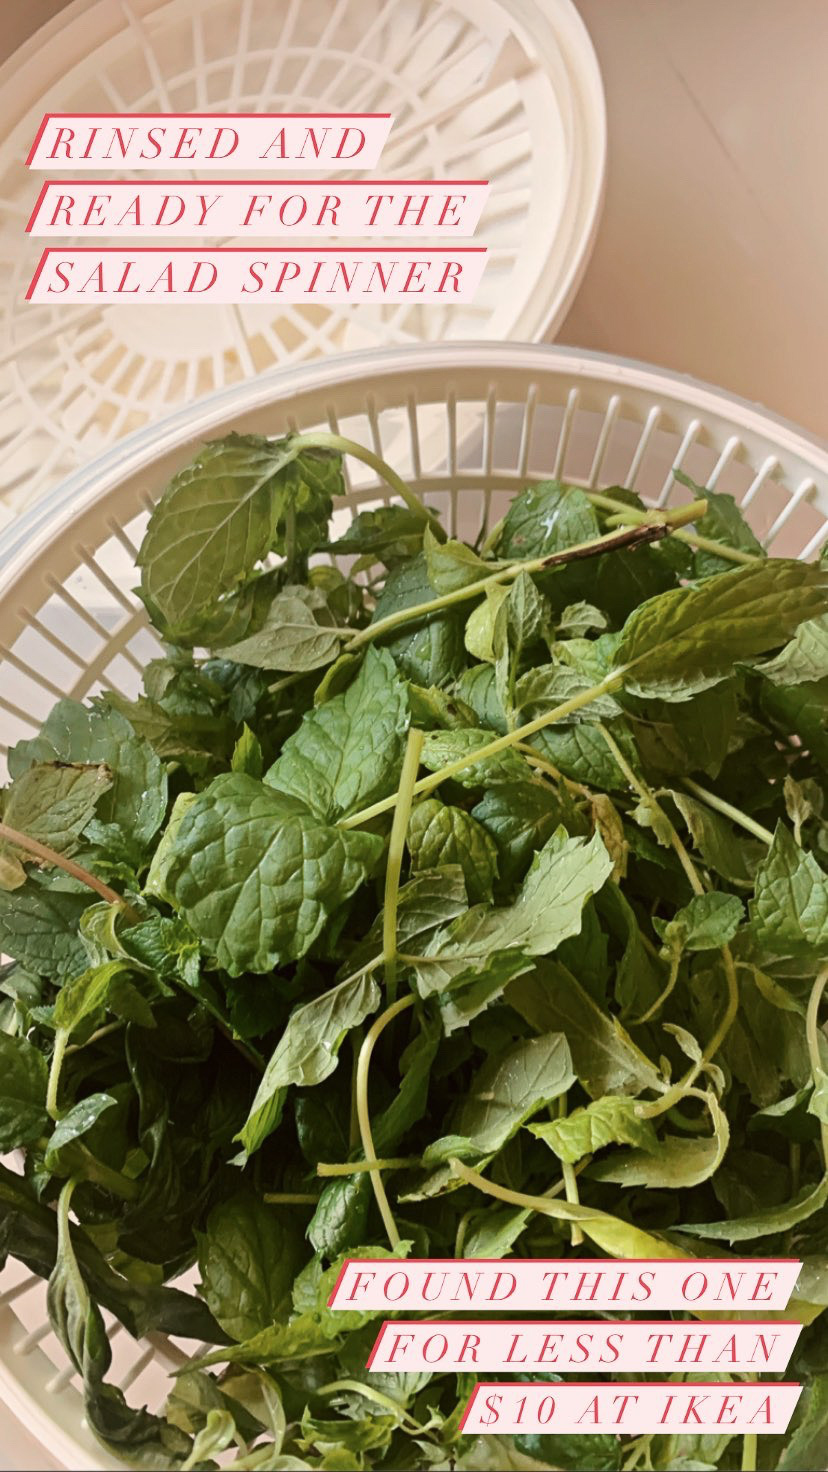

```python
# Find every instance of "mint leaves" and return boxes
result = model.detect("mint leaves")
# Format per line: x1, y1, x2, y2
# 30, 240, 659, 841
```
3, 435, 828, 1471
616, 558, 828, 698
164, 774, 382, 973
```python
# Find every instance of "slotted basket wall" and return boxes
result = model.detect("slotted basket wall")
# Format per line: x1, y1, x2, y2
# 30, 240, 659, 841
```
1, 341, 828, 1470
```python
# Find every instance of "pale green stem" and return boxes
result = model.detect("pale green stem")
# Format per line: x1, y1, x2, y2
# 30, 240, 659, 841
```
555, 1095, 584, 1247
449, 1158, 591, 1226
513, 740, 591, 797
597, 726, 741, 1115
65, 1020, 125, 1056
383, 728, 425, 1002
806, 969, 828, 1165
345, 499, 706, 655
584, 488, 758, 565
598, 724, 705, 897
46, 1029, 69, 1120
454, 1207, 476, 1258
339, 672, 624, 829
682, 778, 775, 846
742, 1429, 758, 1472
355, 994, 415, 1249
639, 946, 740, 1120
290, 431, 447, 541
316, 1157, 418, 1176
635, 946, 682, 1026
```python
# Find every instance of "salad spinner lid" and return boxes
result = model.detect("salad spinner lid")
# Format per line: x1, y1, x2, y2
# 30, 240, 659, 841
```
0, 0, 605, 516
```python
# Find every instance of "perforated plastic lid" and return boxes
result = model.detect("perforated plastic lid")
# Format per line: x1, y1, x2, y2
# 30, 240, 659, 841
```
0, 0, 605, 515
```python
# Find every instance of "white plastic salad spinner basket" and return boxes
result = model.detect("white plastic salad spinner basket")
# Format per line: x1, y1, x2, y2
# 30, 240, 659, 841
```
0, 0, 605, 516
1, 341, 828, 1471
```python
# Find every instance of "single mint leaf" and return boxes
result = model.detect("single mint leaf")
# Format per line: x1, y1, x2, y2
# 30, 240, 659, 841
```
373, 1021, 441, 1156
756, 612, 828, 686
0, 763, 112, 890
371, 866, 468, 954
499, 481, 600, 558
196, 1194, 304, 1342
215, 585, 346, 672
165, 774, 382, 974
0, 1033, 49, 1150
230, 724, 263, 779
557, 601, 607, 636
749, 822, 828, 953
144, 792, 197, 906
265, 648, 408, 821
455, 663, 508, 734
471, 780, 568, 888
407, 798, 498, 904
413, 830, 613, 995
420, 727, 527, 788
424, 526, 489, 593
529, 1095, 658, 1164
137, 433, 293, 627
327, 505, 426, 570
589, 1093, 730, 1189
307, 1174, 371, 1258
271, 447, 341, 563
464, 583, 509, 663
54, 961, 133, 1035
530, 718, 639, 792
10, 701, 167, 852
45, 1092, 118, 1170
515, 664, 622, 722
501, 572, 547, 684
0, 876, 92, 979
370, 553, 466, 686
616, 559, 828, 700
679, 1172, 828, 1241
428, 1033, 575, 1160
237, 970, 381, 1157
670, 790, 764, 887
663, 892, 744, 952
672, 471, 765, 578
509, 964, 662, 1098
463, 1207, 531, 1259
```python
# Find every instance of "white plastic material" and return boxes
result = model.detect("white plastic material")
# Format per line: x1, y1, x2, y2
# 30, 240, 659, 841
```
1, 341, 828, 1470
0, 0, 606, 515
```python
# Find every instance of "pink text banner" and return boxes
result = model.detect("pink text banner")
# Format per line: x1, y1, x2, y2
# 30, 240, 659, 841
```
327, 1257, 802, 1313
366, 1319, 802, 1374
27, 114, 393, 170
459, 1382, 802, 1436
27, 180, 489, 237
26, 248, 487, 303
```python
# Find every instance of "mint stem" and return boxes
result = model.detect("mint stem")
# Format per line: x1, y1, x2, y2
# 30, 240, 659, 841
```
355, 994, 415, 1249
383, 728, 425, 1003
339, 671, 625, 830
682, 779, 774, 845
0, 820, 127, 910
290, 431, 447, 541
584, 489, 758, 566
345, 499, 707, 655
806, 969, 828, 1166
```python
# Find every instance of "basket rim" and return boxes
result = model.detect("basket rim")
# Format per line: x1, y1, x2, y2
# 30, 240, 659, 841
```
2, 341, 828, 588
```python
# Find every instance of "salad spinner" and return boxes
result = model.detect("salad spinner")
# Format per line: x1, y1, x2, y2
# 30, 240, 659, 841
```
1, 341, 828, 1468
